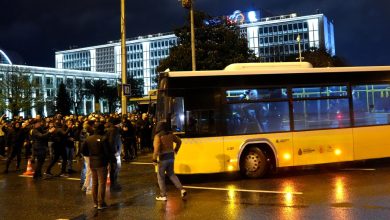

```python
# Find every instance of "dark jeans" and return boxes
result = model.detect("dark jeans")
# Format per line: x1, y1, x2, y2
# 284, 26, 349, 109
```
25, 142, 32, 159
157, 159, 183, 196
123, 139, 136, 160
0, 136, 5, 156
66, 147, 74, 171
46, 147, 67, 174
5, 146, 22, 171
33, 153, 46, 178
110, 159, 120, 188
91, 167, 108, 206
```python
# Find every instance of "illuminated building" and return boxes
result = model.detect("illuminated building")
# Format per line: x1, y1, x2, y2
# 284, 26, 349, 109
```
55, 33, 177, 95
55, 11, 335, 94
0, 63, 117, 117
239, 12, 335, 62
0, 49, 12, 64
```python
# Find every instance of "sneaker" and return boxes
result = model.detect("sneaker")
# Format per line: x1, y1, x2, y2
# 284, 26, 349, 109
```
93, 204, 98, 208
97, 203, 108, 210
155, 196, 167, 201
59, 173, 69, 178
44, 172, 53, 177
181, 189, 187, 199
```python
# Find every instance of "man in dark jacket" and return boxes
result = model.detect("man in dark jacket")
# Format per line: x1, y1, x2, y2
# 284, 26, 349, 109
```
105, 118, 122, 192
136, 113, 152, 152
121, 118, 136, 161
4, 122, 25, 173
45, 120, 68, 177
30, 119, 55, 180
82, 124, 110, 210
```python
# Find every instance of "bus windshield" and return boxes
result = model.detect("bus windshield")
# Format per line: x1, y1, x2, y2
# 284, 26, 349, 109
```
156, 77, 185, 132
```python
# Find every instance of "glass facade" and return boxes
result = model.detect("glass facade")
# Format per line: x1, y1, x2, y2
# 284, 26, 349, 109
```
243, 14, 334, 62
62, 51, 91, 71
96, 47, 115, 73
127, 43, 144, 78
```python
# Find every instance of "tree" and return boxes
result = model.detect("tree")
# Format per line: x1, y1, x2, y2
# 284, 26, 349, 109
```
55, 83, 72, 115
0, 66, 44, 117
285, 47, 347, 67
85, 79, 107, 113
72, 83, 87, 116
104, 85, 120, 113
157, 11, 259, 72
129, 77, 144, 98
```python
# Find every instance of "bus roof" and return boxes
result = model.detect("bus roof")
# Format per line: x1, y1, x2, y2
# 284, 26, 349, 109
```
165, 63, 390, 78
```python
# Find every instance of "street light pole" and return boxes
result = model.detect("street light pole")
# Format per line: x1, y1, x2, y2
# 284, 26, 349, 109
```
120, 0, 127, 114
296, 34, 304, 62
190, 1, 196, 71
181, 0, 196, 71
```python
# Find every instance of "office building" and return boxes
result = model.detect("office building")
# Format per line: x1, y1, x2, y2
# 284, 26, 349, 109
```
55, 11, 335, 94
55, 33, 177, 95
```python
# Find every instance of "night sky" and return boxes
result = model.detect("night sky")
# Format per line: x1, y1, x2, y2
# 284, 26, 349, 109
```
0, 0, 389, 67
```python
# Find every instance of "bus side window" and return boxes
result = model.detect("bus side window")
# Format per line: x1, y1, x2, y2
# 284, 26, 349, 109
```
185, 110, 216, 136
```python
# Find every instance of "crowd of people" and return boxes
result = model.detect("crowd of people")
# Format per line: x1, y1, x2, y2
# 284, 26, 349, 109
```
0, 112, 170, 209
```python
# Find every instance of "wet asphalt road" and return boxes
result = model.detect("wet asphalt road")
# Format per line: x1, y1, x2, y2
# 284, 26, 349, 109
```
1, 155, 390, 220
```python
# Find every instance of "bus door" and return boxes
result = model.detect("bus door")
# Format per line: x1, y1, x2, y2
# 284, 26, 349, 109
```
174, 109, 225, 174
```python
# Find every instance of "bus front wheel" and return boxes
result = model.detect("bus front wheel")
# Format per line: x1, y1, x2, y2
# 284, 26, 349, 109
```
240, 147, 269, 178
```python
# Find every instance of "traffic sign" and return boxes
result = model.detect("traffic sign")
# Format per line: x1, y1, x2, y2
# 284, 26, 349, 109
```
122, 84, 131, 96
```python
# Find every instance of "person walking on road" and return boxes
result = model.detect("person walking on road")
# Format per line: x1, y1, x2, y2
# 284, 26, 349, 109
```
4, 122, 25, 173
105, 118, 122, 192
45, 120, 68, 177
30, 119, 55, 180
153, 121, 187, 201
82, 124, 110, 210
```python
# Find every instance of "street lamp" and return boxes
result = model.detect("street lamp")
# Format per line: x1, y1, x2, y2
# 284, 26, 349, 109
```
180, 0, 196, 71
296, 34, 304, 62
120, 0, 127, 114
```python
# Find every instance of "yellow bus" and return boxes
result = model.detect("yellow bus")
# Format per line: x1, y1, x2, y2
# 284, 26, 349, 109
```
156, 62, 390, 178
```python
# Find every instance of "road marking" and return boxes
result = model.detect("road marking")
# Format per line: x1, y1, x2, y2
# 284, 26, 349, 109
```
183, 185, 303, 195
19, 175, 32, 178
129, 162, 154, 165
67, 177, 81, 181
340, 168, 376, 171
19, 175, 81, 181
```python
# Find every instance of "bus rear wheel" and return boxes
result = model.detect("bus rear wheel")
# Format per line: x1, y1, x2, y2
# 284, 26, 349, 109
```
240, 147, 269, 178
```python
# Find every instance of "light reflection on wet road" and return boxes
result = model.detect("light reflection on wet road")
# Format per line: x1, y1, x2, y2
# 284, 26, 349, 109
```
2, 156, 390, 219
